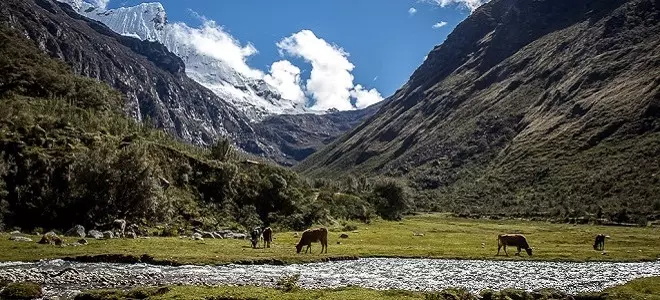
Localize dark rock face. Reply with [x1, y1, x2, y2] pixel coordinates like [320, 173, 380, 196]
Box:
[298, 0, 660, 216]
[0, 0, 257, 147]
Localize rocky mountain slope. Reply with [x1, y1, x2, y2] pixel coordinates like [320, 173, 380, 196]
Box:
[57, 0, 307, 121]
[0, 0, 376, 164]
[0, 0, 260, 148]
[298, 0, 660, 220]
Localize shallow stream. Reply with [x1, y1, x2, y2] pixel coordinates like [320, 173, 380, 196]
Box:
[1, 258, 659, 298]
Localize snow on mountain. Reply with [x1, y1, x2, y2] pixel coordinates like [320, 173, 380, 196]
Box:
[58, 0, 309, 121]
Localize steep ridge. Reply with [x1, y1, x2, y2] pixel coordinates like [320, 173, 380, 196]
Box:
[298, 0, 660, 220]
[0, 0, 265, 150]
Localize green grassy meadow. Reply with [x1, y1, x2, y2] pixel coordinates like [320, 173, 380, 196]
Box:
[1, 214, 659, 264]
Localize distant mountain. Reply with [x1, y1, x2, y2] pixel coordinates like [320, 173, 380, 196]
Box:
[57, 0, 308, 121]
[298, 0, 660, 220]
[1, 0, 378, 164]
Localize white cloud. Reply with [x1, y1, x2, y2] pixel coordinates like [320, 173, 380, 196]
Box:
[263, 60, 306, 104]
[89, 0, 110, 9]
[422, 0, 489, 12]
[169, 20, 264, 79]
[408, 7, 418, 15]
[432, 21, 448, 29]
[352, 85, 383, 109]
[373, 76, 378, 81]
[277, 30, 382, 111]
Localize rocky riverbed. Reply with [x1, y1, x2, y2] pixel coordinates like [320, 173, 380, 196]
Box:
[1, 258, 659, 298]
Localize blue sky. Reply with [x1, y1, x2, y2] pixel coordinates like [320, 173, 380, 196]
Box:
[105, 0, 484, 106]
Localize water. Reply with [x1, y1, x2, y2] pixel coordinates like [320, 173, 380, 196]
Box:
[1, 258, 659, 298]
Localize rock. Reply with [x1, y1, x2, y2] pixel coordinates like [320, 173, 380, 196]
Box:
[232, 233, 247, 239]
[9, 236, 33, 242]
[38, 232, 63, 246]
[9, 230, 21, 235]
[65, 225, 86, 238]
[126, 231, 137, 239]
[339, 233, 349, 239]
[102, 231, 114, 239]
[112, 219, 126, 237]
[77, 238, 88, 245]
[201, 232, 215, 239]
[413, 232, 425, 237]
[192, 233, 203, 241]
[88, 230, 103, 239]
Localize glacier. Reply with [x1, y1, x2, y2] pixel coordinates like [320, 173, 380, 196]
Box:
[57, 0, 310, 121]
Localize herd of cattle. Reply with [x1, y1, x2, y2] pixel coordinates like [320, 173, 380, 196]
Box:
[248, 227, 610, 256]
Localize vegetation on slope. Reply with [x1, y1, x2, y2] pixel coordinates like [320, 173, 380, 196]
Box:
[0, 25, 407, 232]
[297, 0, 660, 223]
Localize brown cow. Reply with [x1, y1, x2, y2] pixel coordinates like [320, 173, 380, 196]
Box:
[296, 227, 328, 254]
[497, 234, 533, 256]
[262, 227, 273, 248]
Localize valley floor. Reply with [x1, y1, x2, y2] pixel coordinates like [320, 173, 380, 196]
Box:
[1, 214, 659, 264]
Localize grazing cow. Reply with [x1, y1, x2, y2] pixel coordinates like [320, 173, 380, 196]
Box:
[296, 227, 328, 254]
[262, 227, 273, 248]
[250, 227, 262, 249]
[497, 234, 533, 256]
[593, 234, 609, 251]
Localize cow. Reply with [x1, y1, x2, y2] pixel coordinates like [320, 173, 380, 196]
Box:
[296, 227, 328, 254]
[262, 227, 273, 248]
[497, 234, 533, 256]
[593, 234, 609, 251]
[250, 227, 262, 249]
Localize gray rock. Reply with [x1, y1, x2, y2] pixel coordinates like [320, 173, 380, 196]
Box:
[88, 230, 103, 239]
[65, 225, 86, 238]
[126, 231, 137, 239]
[232, 233, 247, 240]
[339, 233, 349, 239]
[9, 230, 21, 235]
[192, 233, 203, 241]
[9, 236, 33, 242]
[102, 231, 114, 239]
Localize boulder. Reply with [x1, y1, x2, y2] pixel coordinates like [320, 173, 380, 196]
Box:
[102, 231, 114, 239]
[9, 236, 33, 242]
[112, 219, 126, 237]
[9, 230, 21, 235]
[231, 233, 247, 239]
[201, 232, 215, 239]
[126, 231, 137, 239]
[65, 225, 86, 238]
[38, 232, 63, 246]
[339, 233, 349, 239]
[87, 230, 103, 239]
[192, 233, 203, 241]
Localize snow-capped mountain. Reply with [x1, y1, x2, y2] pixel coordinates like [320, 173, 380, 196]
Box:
[58, 0, 308, 121]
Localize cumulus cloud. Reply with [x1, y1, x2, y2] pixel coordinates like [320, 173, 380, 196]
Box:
[169, 20, 264, 79]
[277, 30, 382, 111]
[432, 21, 448, 29]
[422, 0, 489, 12]
[89, 0, 110, 9]
[408, 7, 418, 15]
[263, 60, 306, 104]
[351, 85, 383, 108]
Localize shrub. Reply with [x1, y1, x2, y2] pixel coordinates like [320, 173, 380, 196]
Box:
[369, 179, 411, 221]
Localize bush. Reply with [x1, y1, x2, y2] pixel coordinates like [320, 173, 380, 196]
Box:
[369, 179, 411, 221]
